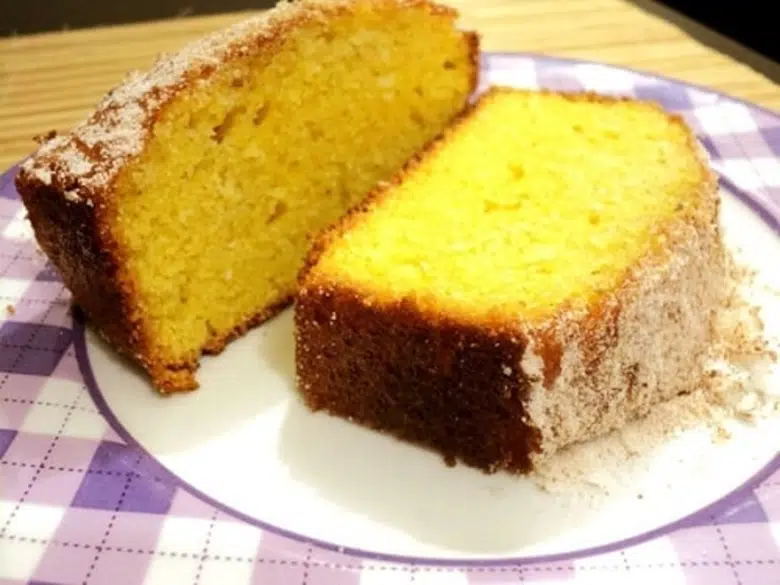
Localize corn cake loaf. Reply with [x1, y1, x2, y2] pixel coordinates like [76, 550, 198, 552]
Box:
[15, 0, 478, 393]
[295, 87, 726, 473]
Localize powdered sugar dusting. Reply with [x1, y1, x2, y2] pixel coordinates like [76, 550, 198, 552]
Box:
[19, 0, 431, 203]
[531, 252, 779, 494]
[523, 161, 724, 467]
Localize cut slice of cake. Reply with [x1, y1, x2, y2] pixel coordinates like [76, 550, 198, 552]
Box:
[295, 87, 726, 473]
[15, 0, 478, 393]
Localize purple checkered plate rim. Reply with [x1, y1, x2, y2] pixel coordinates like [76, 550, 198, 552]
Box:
[4, 51, 780, 569]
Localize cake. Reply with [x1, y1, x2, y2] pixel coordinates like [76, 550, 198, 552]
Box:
[294, 87, 726, 473]
[14, 0, 479, 393]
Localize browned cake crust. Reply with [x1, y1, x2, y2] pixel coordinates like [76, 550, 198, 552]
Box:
[14, 0, 479, 392]
[294, 89, 725, 474]
[296, 288, 541, 471]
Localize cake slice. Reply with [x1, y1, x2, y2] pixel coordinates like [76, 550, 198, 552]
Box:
[295, 87, 726, 473]
[15, 0, 478, 393]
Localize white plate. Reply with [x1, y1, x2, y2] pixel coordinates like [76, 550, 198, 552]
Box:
[75, 53, 780, 564]
[81, 188, 780, 562]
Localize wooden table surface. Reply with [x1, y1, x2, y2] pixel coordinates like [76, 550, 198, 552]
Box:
[0, 0, 777, 170]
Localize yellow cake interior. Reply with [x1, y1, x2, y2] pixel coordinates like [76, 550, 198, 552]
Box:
[110, 4, 474, 362]
[310, 88, 710, 322]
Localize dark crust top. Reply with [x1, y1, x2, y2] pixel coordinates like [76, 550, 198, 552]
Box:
[15, 0, 464, 208]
